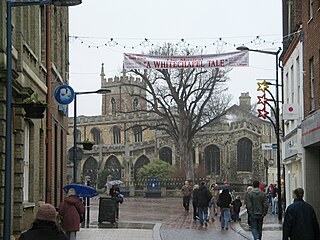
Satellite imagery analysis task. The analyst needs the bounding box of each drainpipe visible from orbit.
[46,5,53,204]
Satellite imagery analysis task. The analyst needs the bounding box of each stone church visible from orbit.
[66,64,277,187]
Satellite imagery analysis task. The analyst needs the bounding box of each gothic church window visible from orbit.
[91,128,101,145]
[204,145,220,175]
[159,147,172,165]
[237,137,252,172]
[113,126,121,144]
[105,156,121,180]
[133,98,139,110]
[111,98,116,115]
[83,157,98,185]
[133,155,150,180]
[133,125,143,142]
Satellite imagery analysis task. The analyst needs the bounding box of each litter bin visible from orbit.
[98,197,117,223]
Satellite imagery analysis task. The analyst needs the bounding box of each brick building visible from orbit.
[0,1,75,238]
[282,0,320,219]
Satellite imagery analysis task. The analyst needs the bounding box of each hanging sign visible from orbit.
[123,51,249,69]
[54,85,75,105]
[283,104,299,120]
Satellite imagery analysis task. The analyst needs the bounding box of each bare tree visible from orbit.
[127,43,232,180]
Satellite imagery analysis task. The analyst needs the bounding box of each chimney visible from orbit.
[239,92,251,111]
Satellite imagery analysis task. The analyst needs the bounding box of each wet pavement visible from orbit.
[78,196,282,240]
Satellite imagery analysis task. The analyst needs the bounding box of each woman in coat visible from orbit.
[58,188,85,240]
[19,203,67,240]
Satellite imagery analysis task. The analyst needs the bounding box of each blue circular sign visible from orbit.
[54,85,75,105]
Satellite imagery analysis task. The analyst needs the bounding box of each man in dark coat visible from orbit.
[19,203,67,240]
[283,187,320,240]
[194,181,212,227]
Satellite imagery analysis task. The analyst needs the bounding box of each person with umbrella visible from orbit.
[58,188,85,240]
[109,184,123,219]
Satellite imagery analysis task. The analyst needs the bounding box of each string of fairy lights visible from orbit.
[69,30,300,52]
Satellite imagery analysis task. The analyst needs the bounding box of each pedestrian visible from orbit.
[194,181,212,227]
[192,184,199,221]
[232,195,242,222]
[271,183,279,214]
[283,187,320,240]
[109,184,120,197]
[109,184,123,219]
[58,188,85,240]
[208,195,216,222]
[246,180,269,240]
[217,188,232,230]
[19,203,67,240]
[181,180,192,212]
[244,186,253,228]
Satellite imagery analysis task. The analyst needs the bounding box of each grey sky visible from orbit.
[68,0,282,116]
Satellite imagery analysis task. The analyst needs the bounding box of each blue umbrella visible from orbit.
[64,183,98,198]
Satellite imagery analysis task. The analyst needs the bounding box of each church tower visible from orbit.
[100,63,147,115]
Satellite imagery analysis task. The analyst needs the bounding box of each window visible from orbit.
[204,145,220,175]
[291,65,294,103]
[133,98,139,110]
[296,57,300,104]
[286,73,289,104]
[91,128,101,145]
[133,125,143,142]
[159,147,172,164]
[309,0,314,20]
[113,126,121,144]
[237,138,252,172]
[23,123,30,202]
[310,58,315,111]
[111,98,116,115]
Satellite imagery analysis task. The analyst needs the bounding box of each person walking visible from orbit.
[246,180,269,240]
[283,187,320,240]
[192,184,199,221]
[218,188,232,230]
[244,185,253,228]
[194,181,212,227]
[271,183,279,214]
[58,188,85,240]
[19,203,67,240]
[181,180,192,212]
[109,184,123,219]
[232,195,242,222]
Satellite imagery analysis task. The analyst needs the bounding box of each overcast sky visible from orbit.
[68,0,282,116]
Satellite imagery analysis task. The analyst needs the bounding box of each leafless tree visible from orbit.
[127,43,232,180]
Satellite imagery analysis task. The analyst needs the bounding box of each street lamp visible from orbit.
[5,1,81,239]
[236,46,282,221]
[73,89,111,183]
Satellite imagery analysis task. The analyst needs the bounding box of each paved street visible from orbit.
[77,196,282,240]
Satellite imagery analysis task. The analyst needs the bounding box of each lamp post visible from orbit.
[5,1,81,239]
[73,89,111,183]
[236,46,282,221]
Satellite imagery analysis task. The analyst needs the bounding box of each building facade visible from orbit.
[0,2,72,237]
[282,0,320,219]
[67,65,277,190]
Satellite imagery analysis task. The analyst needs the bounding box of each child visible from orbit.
[232,195,242,222]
